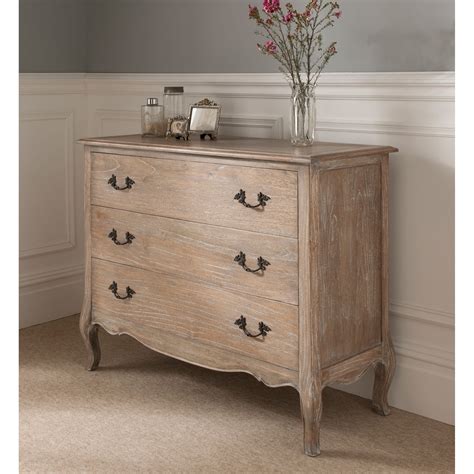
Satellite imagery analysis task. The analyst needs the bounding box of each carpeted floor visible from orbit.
[20,315,454,473]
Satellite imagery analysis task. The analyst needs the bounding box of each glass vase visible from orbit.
[290,86,316,146]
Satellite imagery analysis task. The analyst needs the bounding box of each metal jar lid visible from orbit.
[164,86,184,94]
[146,97,159,106]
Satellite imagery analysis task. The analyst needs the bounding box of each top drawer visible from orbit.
[90,153,298,238]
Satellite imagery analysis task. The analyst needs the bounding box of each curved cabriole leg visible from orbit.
[299,385,323,457]
[79,308,101,371]
[372,339,395,416]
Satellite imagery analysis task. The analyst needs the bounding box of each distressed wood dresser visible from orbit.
[79,135,398,456]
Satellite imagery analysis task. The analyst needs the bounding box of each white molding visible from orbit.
[215,114,284,139]
[390,301,454,328]
[393,339,454,370]
[19,264,85,329]
[94,109,285,139]
[18,72,454,102]
[82,71,454,87]
[19,111,76,258]
[81,72,454,102]
[317,119,454,139]
[94,109,140,136]
[19,264,84,289]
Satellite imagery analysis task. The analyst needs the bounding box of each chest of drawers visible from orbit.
[79,135,397,456]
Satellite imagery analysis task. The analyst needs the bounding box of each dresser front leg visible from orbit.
[299,385,322,457]
[79,309,101,371]
[372,339,395,416]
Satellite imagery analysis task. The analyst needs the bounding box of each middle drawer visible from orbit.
[91,206,298,305]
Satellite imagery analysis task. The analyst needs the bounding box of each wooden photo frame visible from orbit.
[166,116,189,140]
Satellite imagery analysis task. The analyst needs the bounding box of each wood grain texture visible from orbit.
[88,146,304,172]
[372,339,395,416]
[79,137,398,457]
[372,155,396,416]
[316,154,382,171]
[93,320,298,389]
[91,259,299,370]
[78,146,101,371]
[318,162,383,368]
[91,206,298,305]
[80,135,397,165]
[90,153,298,238]
[321,346,383,388]
[298,165,323,456]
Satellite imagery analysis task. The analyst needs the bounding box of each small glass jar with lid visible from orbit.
[141,98,165,137]
[163,86,184,120]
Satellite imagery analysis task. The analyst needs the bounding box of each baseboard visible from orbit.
[19,265,84,329]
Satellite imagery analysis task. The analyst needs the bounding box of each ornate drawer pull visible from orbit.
[108,281,135,300]
[234,189,271,209]
[108,174,135,190]
[234,315,271,338]
[234,251,270,273]
[108,228,135,246]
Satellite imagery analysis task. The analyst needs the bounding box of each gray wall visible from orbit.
[20,0,87,73]
[21,0,454,73]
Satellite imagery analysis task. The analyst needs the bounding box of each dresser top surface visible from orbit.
[80,135,397,165]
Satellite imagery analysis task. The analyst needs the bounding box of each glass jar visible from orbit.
[290,85,316,146]
[163,86,184,120]
[141,98,165,137]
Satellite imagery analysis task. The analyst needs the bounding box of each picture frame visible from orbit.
[188,98,221,140]
[166,115,189,140]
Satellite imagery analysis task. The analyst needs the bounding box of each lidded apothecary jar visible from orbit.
[163,86,184,120]
[141,98,165,137]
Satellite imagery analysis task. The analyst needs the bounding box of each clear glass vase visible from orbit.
[290,86,316,146]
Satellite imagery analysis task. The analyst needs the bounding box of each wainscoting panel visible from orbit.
[19,72,454,424]
[20,112,75,258]
[20,74,87,330]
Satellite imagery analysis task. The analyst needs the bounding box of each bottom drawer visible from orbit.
[91,259,299,370]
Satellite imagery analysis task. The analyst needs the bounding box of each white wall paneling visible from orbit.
[19,72,454,424]
[20,112,75,258]
[20,73,87,330]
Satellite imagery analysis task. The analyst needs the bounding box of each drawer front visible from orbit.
[91,206,298,305]
[91,259,299,370]
[90,153,298,238]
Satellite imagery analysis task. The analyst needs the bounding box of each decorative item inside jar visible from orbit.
[290,85,316,146]
[141,98,166,137]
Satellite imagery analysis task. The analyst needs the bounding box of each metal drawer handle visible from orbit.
[235,315,271,338]
[234,189,271,209]
[108,174,135,190]
[234,251,270,273]
[108,228,135,246]
[108,281,135,300]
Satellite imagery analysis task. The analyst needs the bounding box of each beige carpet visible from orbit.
[20,315,454,473]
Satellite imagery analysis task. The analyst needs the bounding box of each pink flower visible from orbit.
[283,11,294,23]
[263,0,280,14]
[263,40,277,54]
[334,10,342,18]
